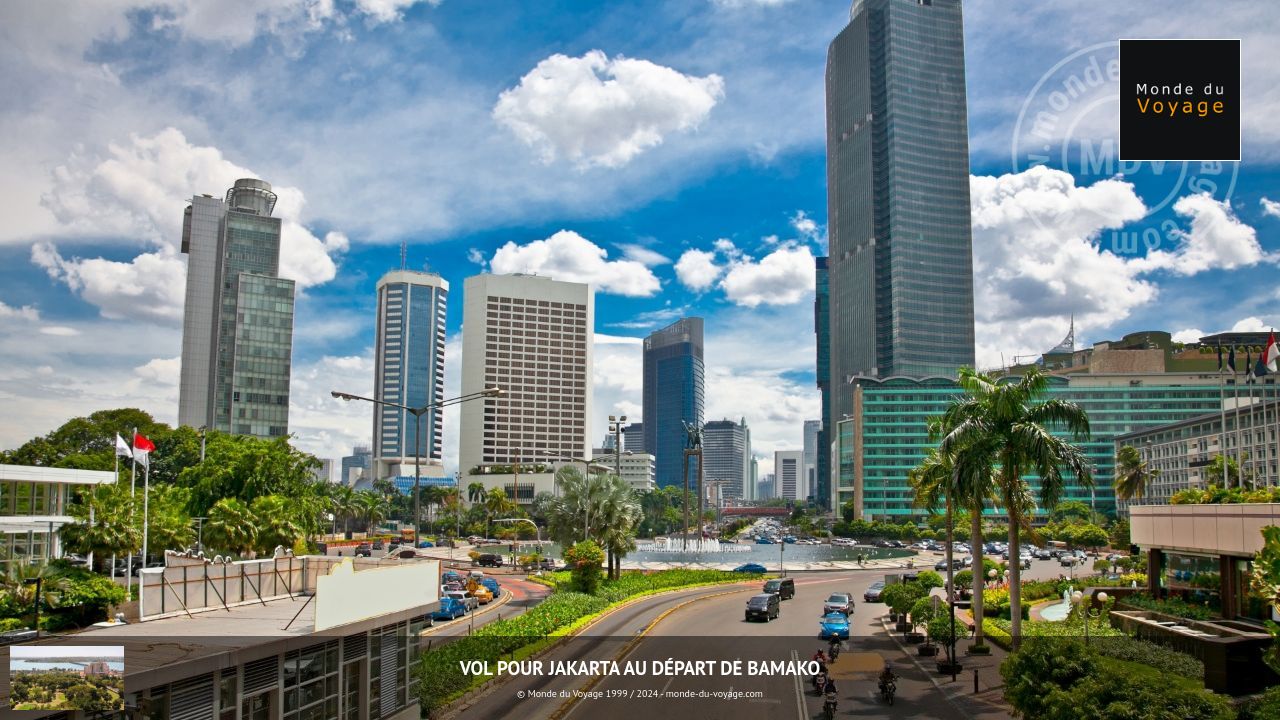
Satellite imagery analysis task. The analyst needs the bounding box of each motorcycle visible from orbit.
[812,670,828,694]
[878,675,896,706]
[822,690,838,720]
[828,639,841,660]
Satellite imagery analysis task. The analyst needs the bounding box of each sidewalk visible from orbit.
[881,605,1014,720]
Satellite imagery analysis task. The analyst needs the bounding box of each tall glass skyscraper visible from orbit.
[815,256,832,508]
[824,0,976,426]
[643,318,705,489]
[179,179,295,439]
[373,270,448,469]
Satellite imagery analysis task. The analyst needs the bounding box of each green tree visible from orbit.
[1050,499,1093,523]
[1108,518,1131,549]
[1113,445,1158,502]
[595,475,641,579]
[1001,640,1100,719]
[355,491,389,532]
[466,482,487,505]
[1069,523,1109,552]
[250,495,304,554]
[938,368,1093,648]
[204,498,258,557]
[562,540,605,594]
[1250,525,1280,675]
[59,483,140,569]
[1205,452,1253,488]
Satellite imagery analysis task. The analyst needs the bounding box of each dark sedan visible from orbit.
[863,581,886,602]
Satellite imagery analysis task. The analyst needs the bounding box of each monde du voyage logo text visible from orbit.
[1120,39,1240,161]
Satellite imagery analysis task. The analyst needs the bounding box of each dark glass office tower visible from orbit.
[643,318,705,489]
[179,178,295,439]
[825,0,975,390]
[815,256,831,508]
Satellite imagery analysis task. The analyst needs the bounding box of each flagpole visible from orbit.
[142,460,150,576]
[1218,344,1227,491]
[1233,349,1243,490]
[127,427,136,596]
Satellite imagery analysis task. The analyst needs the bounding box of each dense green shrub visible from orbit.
[1001,639,1100,718]
[1053,669,1233,720]
[1118,592,1215,621]
[0,617,24,632]
[1090,637,1204,680]
[982,588,1030,620]
[914,570,944,590]
[562,541,605,594]
[1237,685,1280,720]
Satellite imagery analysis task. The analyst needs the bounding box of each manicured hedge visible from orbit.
[1117,592,1215,621]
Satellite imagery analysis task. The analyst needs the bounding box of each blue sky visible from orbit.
[1,0,1279,476]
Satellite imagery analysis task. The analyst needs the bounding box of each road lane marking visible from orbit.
[790,649,806,720]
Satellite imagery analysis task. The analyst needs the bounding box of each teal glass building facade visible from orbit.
[842,376,1226,521]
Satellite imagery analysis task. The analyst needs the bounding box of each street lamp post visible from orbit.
[332,386,502,549]
[608,415,627,479]
[1071,590,1108,645]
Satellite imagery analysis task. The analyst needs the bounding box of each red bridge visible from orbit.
[719,506,790,517]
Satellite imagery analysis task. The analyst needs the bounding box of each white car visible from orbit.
[445,590,479,611]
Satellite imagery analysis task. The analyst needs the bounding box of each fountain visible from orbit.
[1040,586,1074,622]
[635,537,751,553]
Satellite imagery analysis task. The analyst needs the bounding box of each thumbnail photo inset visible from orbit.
[8,645,124,712]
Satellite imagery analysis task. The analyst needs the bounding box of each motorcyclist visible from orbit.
[821,675,837,695]
[878,663,898,693]
[812,667,828,693]
[827,636,842,659]
[812,649,828,665]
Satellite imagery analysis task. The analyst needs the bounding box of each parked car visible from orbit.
[480,577,501,596]
[355,543,372,557]
[863,581,886,603]
[538,558,558,571]
[432,597,467,621]
[1060,555,1080,567]
[418,540,434,548]
[475,553,504,568]
[819,612,851,639]
[763,577,795,600]
[444,590,479,611]
[745,593,780,622]
[1035,548,1053,560]
[823,592,854,616]
[132,561,165,576]
[935,558,964,571]
[733,563,768,574]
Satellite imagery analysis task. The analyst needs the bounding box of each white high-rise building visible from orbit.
[372,270,449,480]
[803,419,821,501]
[458,274,593,476]
[774,450,803,501]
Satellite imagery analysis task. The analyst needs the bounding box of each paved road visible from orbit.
[444,557,1097,720]
[424,576,551,640]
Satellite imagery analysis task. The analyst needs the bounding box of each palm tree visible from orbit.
[330,485,357,536]
[595,475,641,579]
[938,368,1093,648]
[59,483,140,571]
[1114,445,1158,502]
[204,498,258,557]
[355,491,389,532]
[250,495,304,555]
[467,481,487,506]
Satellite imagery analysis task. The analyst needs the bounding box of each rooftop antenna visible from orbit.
[399,240,407,271]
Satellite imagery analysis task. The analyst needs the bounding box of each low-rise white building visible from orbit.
[591,452,656,493]
[0,463,115,568]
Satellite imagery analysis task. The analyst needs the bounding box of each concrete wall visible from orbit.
[1130,503,1280,556]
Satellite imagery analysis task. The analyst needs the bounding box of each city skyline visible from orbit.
[2,2,1280,480]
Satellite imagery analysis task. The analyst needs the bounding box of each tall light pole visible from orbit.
[608,415,627,479]
[332,386,502,548]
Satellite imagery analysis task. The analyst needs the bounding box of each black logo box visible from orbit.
[1119,39,1240,162]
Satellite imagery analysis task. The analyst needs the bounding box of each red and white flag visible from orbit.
[1265,330,1280,374]
[133,433,156,468]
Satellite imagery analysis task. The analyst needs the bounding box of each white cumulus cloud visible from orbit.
[489,230,660,297]
[674,249,723,292]
[354,0,440,24]
[36,128,347,323]
[1134,195,1263,276]
[493,50,725,169]
[720,244,816,307]
[1263,197,1280,219]
[0,302,39,322]
[969,166,1152,367]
